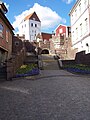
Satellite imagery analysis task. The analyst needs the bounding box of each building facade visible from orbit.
[18,12,41,42]
[55,24,71,38]
[69,0,90,53]
[0,1,14,64]
[49,24,76,59]
[53,24,71,49]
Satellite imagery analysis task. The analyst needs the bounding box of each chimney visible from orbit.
[0,1,8,14]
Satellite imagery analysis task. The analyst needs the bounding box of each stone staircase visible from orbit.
[24,52,38,65]
[42,54,60,70]
[0,66,7,81]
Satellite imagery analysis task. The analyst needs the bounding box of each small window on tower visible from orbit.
[15,41,19,46]
[31,23,33,27]
[59,28,63,33]
[35,24,37,27]
[33,18,35,20]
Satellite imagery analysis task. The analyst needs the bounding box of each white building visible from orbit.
[18,12,41,42]
[69,0,90,53]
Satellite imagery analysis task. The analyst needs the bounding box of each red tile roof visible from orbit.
[24,12,41,22]
[24,12,34,21]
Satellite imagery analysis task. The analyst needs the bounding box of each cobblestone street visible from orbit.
[0,70,90,120]
[0,55,90,120]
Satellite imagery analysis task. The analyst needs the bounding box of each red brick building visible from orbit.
[0,2,14,64]
[41,32,52,41]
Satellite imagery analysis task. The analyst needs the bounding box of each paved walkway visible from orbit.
[0,55,90,120]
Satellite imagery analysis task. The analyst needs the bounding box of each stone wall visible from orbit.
[62,51,90,66]
[75,51,90,65]
[12,36,23,53]
[50,36,77,60]
[6,47,26,80]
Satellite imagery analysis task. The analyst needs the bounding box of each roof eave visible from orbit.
[0,9,14,34]
[69,0,80,16]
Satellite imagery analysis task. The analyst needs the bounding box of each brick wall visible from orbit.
[0,17,13,59]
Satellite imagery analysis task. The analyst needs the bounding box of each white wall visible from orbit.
[19,19,41,42]
[29,20,41,42]
[70,0,90,53]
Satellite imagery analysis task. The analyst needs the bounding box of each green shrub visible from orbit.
[63,64,90,71]
[16,63,38,74]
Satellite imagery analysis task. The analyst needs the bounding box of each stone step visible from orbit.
[25,54,38,64]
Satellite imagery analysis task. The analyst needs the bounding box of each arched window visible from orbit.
[0,23,3,38]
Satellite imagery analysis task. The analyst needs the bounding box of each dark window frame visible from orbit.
[35,24,37,27]
[0,23,4,38]
[15,41,19,46]
[31,23,33,27]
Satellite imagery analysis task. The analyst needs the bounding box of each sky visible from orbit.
[3,0,76,34]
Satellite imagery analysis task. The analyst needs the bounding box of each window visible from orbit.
[33,18,35,20]
[72,31,74,43]
[6,30,9,42]
[85,18,88,32]
[35,24,37,27]
[76,28,78,39]
[15,41,19,46]
[59,28,63,33]
[80,23,82,36]
[79,3,81,14]
[84,0,87,8]
[75,9,77,17]
[31,23,33,27]
[0,23,3,38]
[71,15,73,21]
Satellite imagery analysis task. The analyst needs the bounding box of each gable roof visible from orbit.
[54,24,67,32]
[24,12,33,20]
[24,12,41,22]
